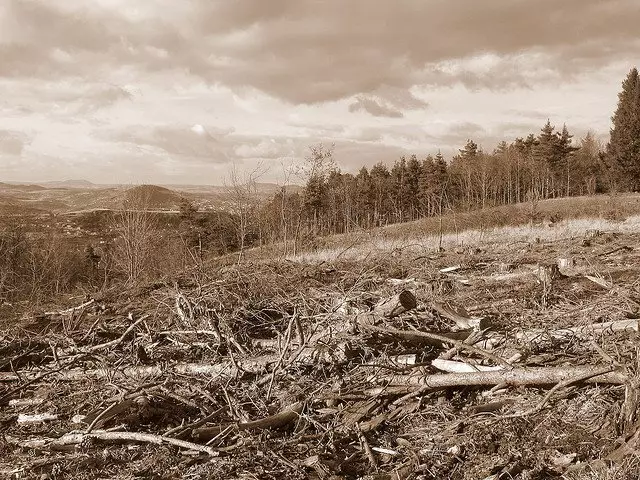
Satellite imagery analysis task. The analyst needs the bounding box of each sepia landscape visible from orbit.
[2,2,640,479]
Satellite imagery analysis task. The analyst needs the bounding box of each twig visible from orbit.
[44,299,95,316]
[84,314,149,353]
[356,423,378,471]
[261,316,295,397]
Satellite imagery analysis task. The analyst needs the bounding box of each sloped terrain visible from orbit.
[1,228,640,479]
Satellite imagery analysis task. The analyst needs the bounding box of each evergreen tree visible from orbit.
[418,155,436,216]
[606,67,640,190]
[532,120,557,197]
[406,154,422,220]
[390,157,410,222]
[370,163,391,225]
[555,124,579,196]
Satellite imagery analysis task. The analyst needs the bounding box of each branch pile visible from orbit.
[2,231,640,478]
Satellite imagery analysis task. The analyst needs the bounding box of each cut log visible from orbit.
[372,290,417,318]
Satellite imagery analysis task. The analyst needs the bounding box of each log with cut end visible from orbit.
[372,290,417,318]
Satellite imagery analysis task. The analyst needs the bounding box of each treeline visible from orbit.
[257,123,605,246]
[257,66,640,249]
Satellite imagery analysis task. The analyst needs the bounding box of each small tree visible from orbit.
[110,192,158,285]
[227,163,267,263]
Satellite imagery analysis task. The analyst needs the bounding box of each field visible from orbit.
[2,194,640,479]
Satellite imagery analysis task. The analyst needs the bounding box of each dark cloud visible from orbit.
[2,0,638,103]
[0,130,31,155]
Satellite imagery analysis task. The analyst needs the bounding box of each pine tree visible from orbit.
[606,67,640,190]
[406,154,422,220]
[370,163,391,226]
[554,125,579,196]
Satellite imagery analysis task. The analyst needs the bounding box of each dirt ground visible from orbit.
[2,228,640,479]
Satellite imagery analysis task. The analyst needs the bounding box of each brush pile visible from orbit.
[2,230,640,479]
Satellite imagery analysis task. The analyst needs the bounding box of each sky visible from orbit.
[0,0,638,185]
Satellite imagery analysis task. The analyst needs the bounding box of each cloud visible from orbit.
[0,130,31,155]
[105,124,236,161]
[2,0,638,104]
[349,96,404,118]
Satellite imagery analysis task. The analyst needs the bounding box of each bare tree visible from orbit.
[278,158,297,258]
[110,191,158,285]
[226,163,268,264]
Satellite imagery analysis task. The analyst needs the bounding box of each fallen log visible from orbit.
[515,318,638,345]
[372,290,417,318]
[374,365,627,391]
[0,357,278,382]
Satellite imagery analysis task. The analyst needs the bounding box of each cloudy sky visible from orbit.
[0,0,638,185]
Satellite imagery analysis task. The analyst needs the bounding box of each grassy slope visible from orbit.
[268,193,640,262]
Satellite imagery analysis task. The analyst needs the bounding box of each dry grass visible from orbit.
[284,194,640,263]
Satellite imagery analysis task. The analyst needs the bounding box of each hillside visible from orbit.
[3,205,640,478]
[123,184,185,209]
[273,193,640,263]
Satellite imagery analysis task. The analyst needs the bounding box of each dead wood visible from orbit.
[359,322,511,367]
[515,318,638,345]
[192,401,303,440]
[43,299,95,317]
[432,301,488,330]
[431,359,504,373]
[495,366,616,420]
[238,401,303,430]
[0,357,278,382]
[372,290,417,318]
[47,431,218,456]
[378,365,627,389]
[82,314,149,353]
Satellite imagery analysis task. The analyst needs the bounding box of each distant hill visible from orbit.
[0,182,47,192]
[124,185,185,209]
[39,179,98,189]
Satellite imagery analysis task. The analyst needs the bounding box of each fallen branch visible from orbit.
[0,357,277,382]
[49,431,218,456]
[192,402,303,440]
[515,318,638,345]
[359,322,511,368]
[44,299,95,316]
[496,366,615,420]
[84,314,149,353]
[375,365,627,390]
